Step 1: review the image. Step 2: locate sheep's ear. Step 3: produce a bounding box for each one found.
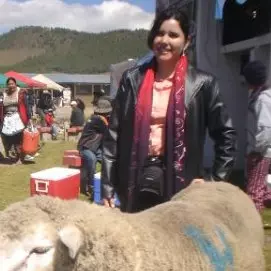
[59,225,83,259]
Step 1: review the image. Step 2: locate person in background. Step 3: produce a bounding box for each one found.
[92,89,105,106]
[243,60,271,213]
[70,98,85,127]
[76,98,85,112]
[77,97,112,196]
[27,89,35,116]
[36,90,58,140]
[101,8,236,212]
[0,77,33,163]
[36,90,54,124]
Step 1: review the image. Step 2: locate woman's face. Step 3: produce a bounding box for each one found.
[7,80,17,92]
[152,18,188,63]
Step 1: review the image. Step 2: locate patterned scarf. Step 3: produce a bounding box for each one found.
[129,55,188,199]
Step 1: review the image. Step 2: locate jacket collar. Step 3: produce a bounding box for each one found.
[129,59,204,108]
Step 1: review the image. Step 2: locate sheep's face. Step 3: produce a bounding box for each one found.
[0,221,83,271]
[0,222,59,271]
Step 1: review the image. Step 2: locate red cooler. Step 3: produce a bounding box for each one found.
[30,167,80,199]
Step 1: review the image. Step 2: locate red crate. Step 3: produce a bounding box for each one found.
[63,155,82,167]
[75,126,83,132]
[67,127,77,133]
[64,150,80,156]
[67,126,83,134]
[30,167,80,200]
[38,127,52,133]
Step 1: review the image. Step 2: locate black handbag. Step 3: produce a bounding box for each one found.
[139,156,165,197]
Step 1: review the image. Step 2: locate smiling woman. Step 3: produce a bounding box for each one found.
[155,0,197,64]
[101,7,237,213]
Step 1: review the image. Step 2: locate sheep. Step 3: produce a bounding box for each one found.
[172,181,265,248]
[0,182,264,271]
[172,182,265,269]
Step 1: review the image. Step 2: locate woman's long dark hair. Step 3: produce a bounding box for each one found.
[6,77,17,86]
[147,8,190,50]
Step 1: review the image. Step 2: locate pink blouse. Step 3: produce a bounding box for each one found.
[148,78,173,156]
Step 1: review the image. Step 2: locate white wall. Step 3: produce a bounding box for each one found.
[195,0,250,169]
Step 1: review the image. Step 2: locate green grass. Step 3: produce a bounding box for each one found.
[0,142,270,268]
[265,230,271,270]
[0,141,77,209]
[264,210,271,270]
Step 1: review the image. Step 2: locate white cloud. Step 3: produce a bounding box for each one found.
[0,0,154,33]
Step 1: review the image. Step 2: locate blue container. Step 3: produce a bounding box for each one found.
[93,172,120,207]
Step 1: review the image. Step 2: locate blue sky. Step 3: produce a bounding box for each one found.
[64,0,155,12]
[14,0,156,12]
[0,0,155,33]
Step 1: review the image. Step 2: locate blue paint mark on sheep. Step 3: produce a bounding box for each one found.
[184,226,233,271]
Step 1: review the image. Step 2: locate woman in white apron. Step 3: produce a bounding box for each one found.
[0,77,32,163]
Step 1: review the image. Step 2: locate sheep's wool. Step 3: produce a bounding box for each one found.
[0,182,265,271]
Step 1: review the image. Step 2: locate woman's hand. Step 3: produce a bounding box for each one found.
[103,198,115,208]
[191,178,205,185]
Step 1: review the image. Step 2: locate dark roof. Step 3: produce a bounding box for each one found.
[23,73,110,84]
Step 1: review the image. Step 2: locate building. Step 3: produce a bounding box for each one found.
[23,73,110,98]
[156,0,271,169]
[109,59,137,98]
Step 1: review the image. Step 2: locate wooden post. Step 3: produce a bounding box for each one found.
[91,84,94,103]
[74,83,77,98]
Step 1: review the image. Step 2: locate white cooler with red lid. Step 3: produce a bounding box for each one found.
[30,167,80,199]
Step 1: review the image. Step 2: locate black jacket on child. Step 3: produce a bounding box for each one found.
[77,115,107,153]
[70,107,85,127]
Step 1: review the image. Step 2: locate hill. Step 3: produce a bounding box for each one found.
[0,26,149,73]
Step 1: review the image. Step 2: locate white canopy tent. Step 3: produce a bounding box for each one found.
[32,74,64,91]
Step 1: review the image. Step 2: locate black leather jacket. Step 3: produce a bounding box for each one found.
[101,63,237,210]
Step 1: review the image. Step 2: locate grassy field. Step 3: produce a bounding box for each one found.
[0,141,77,208]
[0,141,270,268]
